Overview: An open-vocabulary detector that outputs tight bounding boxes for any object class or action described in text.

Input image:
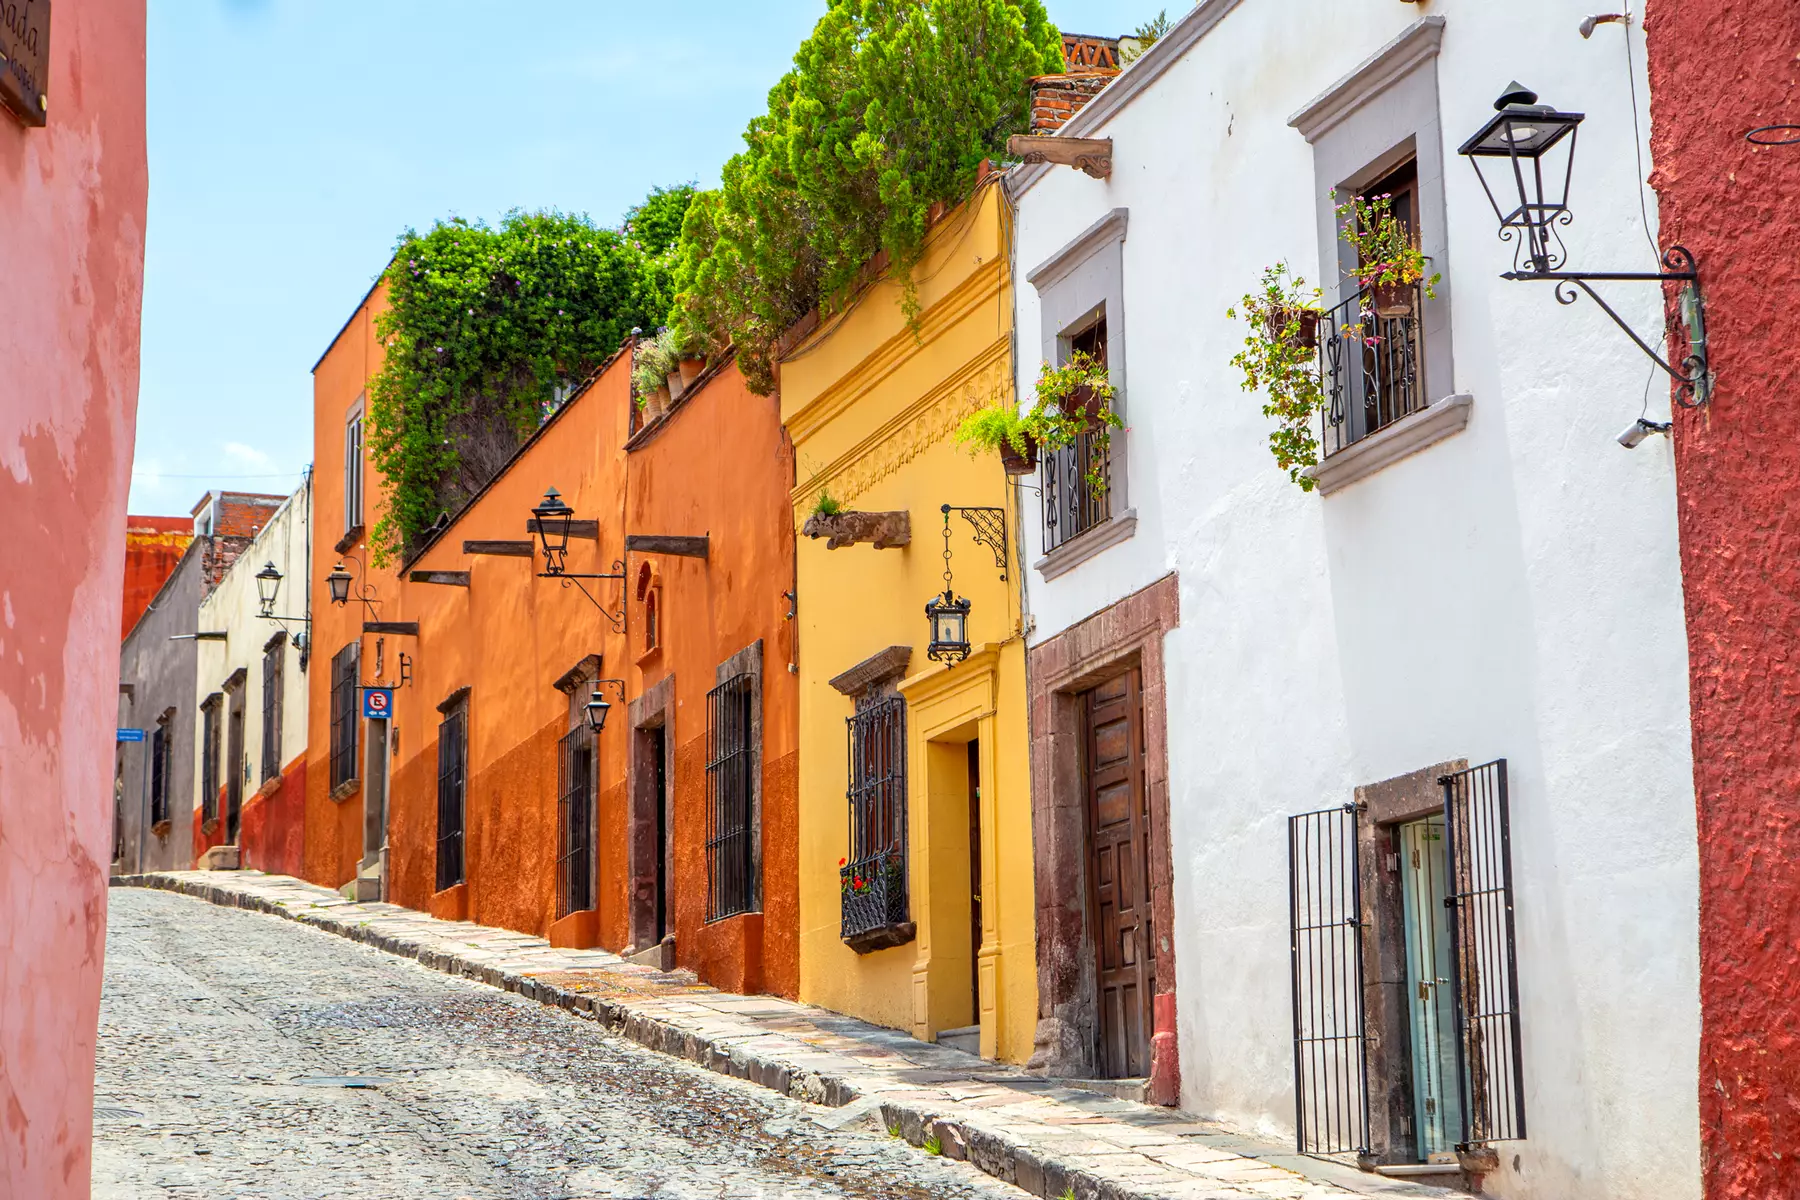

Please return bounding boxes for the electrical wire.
[1619,3,1661,263]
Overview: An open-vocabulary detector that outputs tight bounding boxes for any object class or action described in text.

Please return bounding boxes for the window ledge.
[335,525,365,555]
[1302,393,1472,496]
[329,777,361,804]
[1033,508,1138,581]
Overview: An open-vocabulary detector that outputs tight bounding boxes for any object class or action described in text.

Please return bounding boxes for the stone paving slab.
[113,870,1472,1200]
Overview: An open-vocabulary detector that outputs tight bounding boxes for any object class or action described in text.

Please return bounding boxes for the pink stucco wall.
[0,4,149,1198]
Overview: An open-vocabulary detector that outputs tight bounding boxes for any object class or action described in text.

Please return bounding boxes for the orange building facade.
[305,287,798,998]
[122,514,193,639]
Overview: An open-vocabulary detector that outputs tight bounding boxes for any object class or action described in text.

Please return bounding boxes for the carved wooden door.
[1085,669,1153,1078]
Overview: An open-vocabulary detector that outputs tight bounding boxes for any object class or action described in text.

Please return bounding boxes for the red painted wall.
[122,516,192,639]
[1646,6,1800,1198]
[241,756,306,879]
[0,4,149,1197]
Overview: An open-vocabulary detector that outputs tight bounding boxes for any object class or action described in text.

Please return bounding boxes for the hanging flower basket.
[999,431,1040,475]
[1267,306,1323,351]
[1370,282,1416,319]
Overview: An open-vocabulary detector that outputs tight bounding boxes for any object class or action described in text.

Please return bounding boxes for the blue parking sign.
[362,687,393,720]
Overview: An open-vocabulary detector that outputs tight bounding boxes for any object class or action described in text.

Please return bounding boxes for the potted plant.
[1031,351,1123,496]
[1333,190,1441,318]
[632,328,679,417]
[955,403,1039,475]
[1228,263,1329,491]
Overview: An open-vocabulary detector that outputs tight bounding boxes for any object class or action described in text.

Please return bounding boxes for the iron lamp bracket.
[536,561,627,632]
[942,505,1009,582]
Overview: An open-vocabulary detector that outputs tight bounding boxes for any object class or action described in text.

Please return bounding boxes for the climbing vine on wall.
[365,194,692,564]
[670,0,1062,394]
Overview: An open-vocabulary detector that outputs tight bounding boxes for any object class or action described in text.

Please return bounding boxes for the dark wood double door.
[1083,669,1154,1079]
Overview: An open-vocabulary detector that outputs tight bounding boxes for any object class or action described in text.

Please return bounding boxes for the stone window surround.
[1026,208,1136,579]
[1289,16,1461,487]
[1025,572,1180,1104]
[1351,757,1469,1166]
[626,673,676,954]
[712,640,765,917]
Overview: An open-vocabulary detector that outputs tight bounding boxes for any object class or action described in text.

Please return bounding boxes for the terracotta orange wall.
[625,363,800,998]
[304,284,392,891]
[0,3,149,1196]
[122,515,192,639]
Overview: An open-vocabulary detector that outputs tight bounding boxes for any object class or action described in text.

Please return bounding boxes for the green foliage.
[1029,352,1121,495]
[632,328,680,403]
[812,489,844,518]
[954,403,1033,457]
[1121,9,1171,63]
[922,1133,944,1155]
[1333,189,1440,297]
[623,184,697,257]
[365,197,680,562]
[670,0,1062,394]
[1227,263,1326,490]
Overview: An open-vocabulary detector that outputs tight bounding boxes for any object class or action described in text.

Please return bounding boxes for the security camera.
[1618,417,1672,448]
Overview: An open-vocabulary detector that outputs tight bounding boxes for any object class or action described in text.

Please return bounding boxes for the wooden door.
[1084,669,1153,1078]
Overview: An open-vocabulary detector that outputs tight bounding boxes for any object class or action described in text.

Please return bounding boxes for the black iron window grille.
[1041,432,1112,554]
[200,697,221,824]
[261,637,284,783]
[1441,760,1527,1146]
[705,672,758,921]
[149,719,171,828]
[226,704,245,840]
[329,642,359,789]
[1318,281,1426,459]
[556,724,594,917]
[1288,803,1371,1158]
[841,696,909,945]
[436,705,467,890]
[1289,760,1526,1163]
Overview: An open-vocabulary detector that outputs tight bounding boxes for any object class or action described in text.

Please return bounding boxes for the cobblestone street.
[94,888,1027,1199]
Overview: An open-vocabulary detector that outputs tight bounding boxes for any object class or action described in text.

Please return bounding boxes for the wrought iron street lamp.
[925,505,973,665]
[1459,83,1711,405]
[527,487,625,630]
[584,679,626,733]
[255,561,283,618]
[326,562,353,606]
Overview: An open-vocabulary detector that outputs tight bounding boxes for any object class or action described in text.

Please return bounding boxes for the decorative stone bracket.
[802,510,911,551]
[1006,134,1113,179]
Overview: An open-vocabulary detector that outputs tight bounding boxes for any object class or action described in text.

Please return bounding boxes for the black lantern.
[925,590,972,665]
[1458,83,1584,274]
[326,562,352,607]
[532,486,575,575]
[584,689,611,733]
[254,561,282,618]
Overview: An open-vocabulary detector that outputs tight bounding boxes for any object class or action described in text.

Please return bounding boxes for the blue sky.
[130,0,1158,514]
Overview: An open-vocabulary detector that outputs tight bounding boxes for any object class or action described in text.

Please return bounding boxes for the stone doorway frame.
[627,673,675,957]
[1026,572,1180,1104]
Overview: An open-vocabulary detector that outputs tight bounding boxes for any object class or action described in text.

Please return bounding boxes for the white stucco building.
[191,476,313,873]
[1008,4,1698,1197]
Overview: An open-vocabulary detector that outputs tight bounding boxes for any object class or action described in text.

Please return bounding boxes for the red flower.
[838,857,846,867]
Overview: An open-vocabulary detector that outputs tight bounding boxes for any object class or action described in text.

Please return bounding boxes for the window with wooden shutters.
[705,672,757,921]
[261,635,285,783]
[329,641,359,789]
[1440,760,1526,1146]
[556,724,594,917]
[1288,802,1371,1158]
[200,694,222,824]
[436,701,467,890]
[841,696,908,946]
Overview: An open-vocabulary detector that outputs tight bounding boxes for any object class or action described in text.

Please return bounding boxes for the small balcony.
[1041,429,1111,554]
[1318,281,1426,458]
[840,849,913,953]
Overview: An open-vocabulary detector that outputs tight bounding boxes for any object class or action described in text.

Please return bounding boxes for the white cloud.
[222,442,274,471]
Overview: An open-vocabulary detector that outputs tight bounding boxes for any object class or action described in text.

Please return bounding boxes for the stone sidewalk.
[113,871,1468,1200]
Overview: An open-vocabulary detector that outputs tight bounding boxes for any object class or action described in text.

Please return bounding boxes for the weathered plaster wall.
[1012,3,1698,1196]
[114,541,204,873]
[121,515,192,639]
[1643,5,1800,1197]
[0,3,149,1195]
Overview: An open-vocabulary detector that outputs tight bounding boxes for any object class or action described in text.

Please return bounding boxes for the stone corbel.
[1006,134,1112,179]
[802,510,912,551]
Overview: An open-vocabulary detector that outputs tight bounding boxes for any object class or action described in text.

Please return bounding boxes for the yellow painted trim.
[900,644,1001,738]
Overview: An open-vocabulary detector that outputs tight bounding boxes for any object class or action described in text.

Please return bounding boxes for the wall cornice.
[1288,16,1446,144]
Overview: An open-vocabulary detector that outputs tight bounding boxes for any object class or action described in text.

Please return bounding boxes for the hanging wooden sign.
[0,0,49,128]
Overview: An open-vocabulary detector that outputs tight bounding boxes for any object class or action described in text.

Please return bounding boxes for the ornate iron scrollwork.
[943,505,1008,582]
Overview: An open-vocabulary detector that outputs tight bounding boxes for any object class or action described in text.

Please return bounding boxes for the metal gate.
[1441,760,1526,1146]
[1288,803,1370,1157]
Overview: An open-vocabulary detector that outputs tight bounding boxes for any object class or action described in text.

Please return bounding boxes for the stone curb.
[115,873,1225,1200]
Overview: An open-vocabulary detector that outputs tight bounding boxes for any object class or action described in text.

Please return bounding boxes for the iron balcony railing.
[840,849,909,941]
[843,696,908,942]
[1318,280,1426,458]
[1041,428,1111,554]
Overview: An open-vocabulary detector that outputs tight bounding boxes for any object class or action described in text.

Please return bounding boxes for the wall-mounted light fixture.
[584,678,627,733]
[325,557,382,621]
[924,506,973,666]
[252,561,312,667]
[1459,83,1711,406]
[529,487,625,631]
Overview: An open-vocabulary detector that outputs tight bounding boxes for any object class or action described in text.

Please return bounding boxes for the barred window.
[261,635,285,783]
[705,673,757,921]
[841,696,908,940]
[1041,318,1113,553]
[436,701,468,890]
[329,641,359,789]
[557,725,594,917]
[200,695,222,824]
[149,712,172,827]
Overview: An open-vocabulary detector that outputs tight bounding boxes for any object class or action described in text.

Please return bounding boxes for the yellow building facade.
[783,177,1036,1063]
